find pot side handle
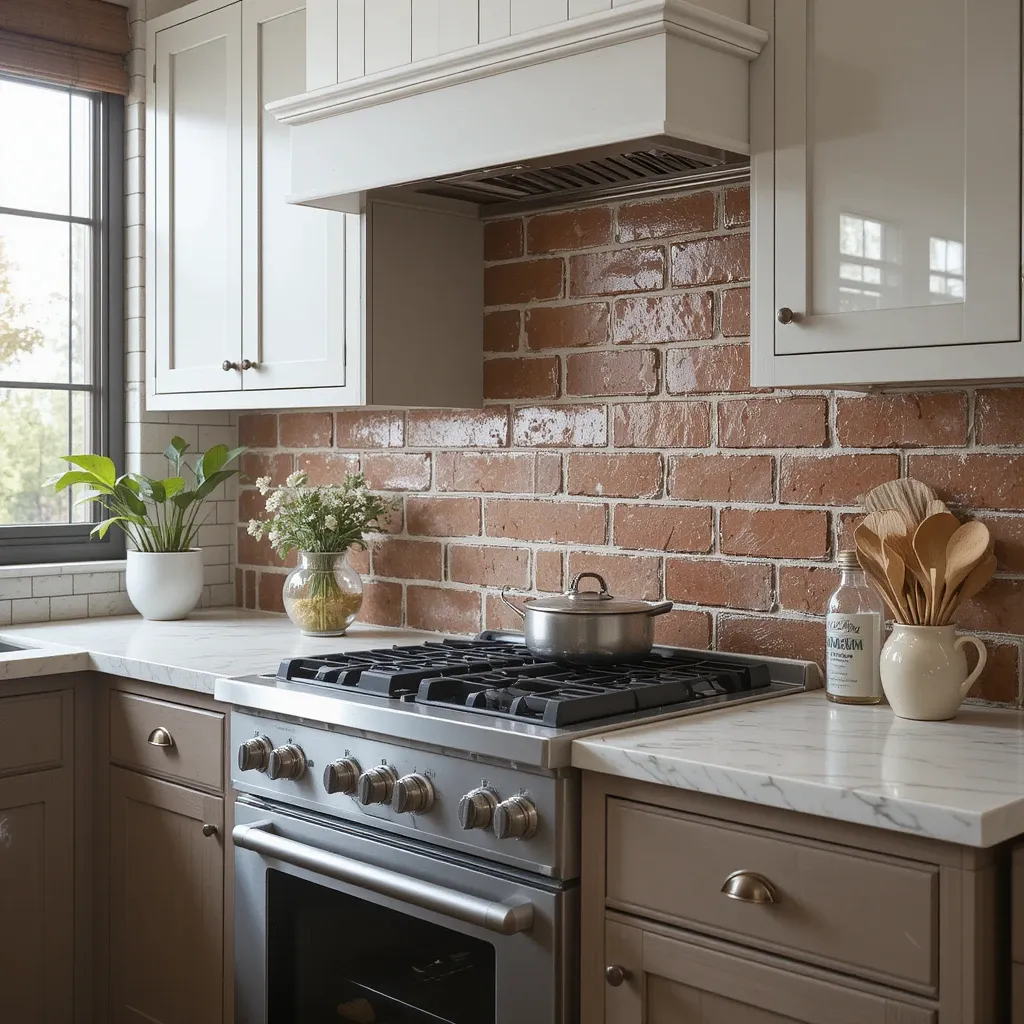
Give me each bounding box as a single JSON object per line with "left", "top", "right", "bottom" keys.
{"left": 648, "top": 601, "right": 674, "bottom": 617}
{"left": 500, "top": 587, "right": 526, "bottom": 621}
{"left": 955, "top": 634, "right": 987, "bottom": 697}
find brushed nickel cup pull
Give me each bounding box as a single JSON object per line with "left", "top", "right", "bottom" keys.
{"left": 240, "top": 358, "right": 257, "bottom": 370}
{"left": 605, "top": 965, "right": 629, "bottom": 987}
{"left": 147, "top": 727, "right": 175, "bottom": 748}
{"left": 201, "top": 823, "right": 218, "bottom": 838}
{"left": 721, "top": 869, "right": 778, "bottom": 905}
{"left": 222, "top": 360, "right": 239, "bottom": 371}
{"left": 777, "top": 307, "right": 795, "bottom": 324}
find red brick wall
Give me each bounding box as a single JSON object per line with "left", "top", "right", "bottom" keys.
{"left": 235, "top": 183, "right": 1024, "bottom": 704}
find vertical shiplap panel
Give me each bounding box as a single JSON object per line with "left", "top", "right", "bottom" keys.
{"left": 569, "top": 0, "right": 609, "bottom": 15}
{"left": 479, "top": 0, "right": 510, "bottom": 41}
{"left": 510, "top": 0, "right": 567, "bottom": 33}
{"left": 412, "top": 0, "right": 440, "bottom": 60}
{"left": 337, "top": 0, "right": 365, "bottom": 82}
{"left": 365, "top": 0, "right": 412, "bottom": 73}
{"left": 305, "top": 0, "right": 338, "bottom": 89}
{"left": 438, "top": 0, "right": 478, "bottom": 52}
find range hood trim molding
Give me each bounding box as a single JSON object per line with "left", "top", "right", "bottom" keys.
{"left": 270, "top": 0, "right": 768, "bottom": 128}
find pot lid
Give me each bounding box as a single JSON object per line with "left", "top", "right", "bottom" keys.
{"left": 524, "top": 572, "right": 659, "bottom": 615}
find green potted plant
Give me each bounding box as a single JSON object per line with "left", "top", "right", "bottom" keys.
{"left": 51, "top": 437, "right": 245, "bottom": 620}
{"left": 246, "top": 470, "right": 392, "bottom": 635}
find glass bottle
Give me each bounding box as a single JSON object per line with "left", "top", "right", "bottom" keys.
{"left": 825, "top": 550, "right": 885, "bottom": 705}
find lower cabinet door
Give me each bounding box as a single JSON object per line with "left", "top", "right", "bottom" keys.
{"left": 110, "top": 767, "right": 225, "bottom": 1024}
{"left": 604, "top": 918, "right": 936, "bottom": 1024}
{"left": 0, "top": 770, "right": 73, "bottom": 1022}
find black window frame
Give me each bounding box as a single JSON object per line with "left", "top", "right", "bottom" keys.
{"left": 0, "top": 77, "right": 125, "bottom": 566}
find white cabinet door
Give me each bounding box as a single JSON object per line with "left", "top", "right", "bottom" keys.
{"left": 751, "top": 0, "right": 1024, "bottom": 387}
{"left": 241, "top": 0, "right": 354, "bottom": 393}
{"left": 150, "top": 6, "right": 243, "bottom": 395}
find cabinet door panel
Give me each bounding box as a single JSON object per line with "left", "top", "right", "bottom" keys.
{"left": 0, "top": 771, "right": 73, "bottom": 1023}
{"left": 109, "top": 767, "right": 224, "bottom": 1024}
{"left": 771, "top": 0, "right": 1020, "bottom": 356}
{"left": 152, "top": 6, "right": 242, "bottom": 394}
{"left": 242, "top": 0, "right": 350, "bottom": 391}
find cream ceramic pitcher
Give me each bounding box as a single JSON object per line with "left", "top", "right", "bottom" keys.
{"left": 879, "top": 624, "right": 987, "bottom": 721}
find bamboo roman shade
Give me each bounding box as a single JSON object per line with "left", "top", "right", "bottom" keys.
{"left": 0, "top": 0, "right": 131, "bottom": 94}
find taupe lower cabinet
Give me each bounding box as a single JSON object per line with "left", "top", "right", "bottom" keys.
{"left": 582, "top": 774, "right": 1004, "bottom": 1024}
{"left": 109, "top": 768, "right": 225, "bottom": 1024}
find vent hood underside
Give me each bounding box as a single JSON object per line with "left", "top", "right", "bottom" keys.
{"left": 271, "top": 0, "right": 767, "bottom": 215}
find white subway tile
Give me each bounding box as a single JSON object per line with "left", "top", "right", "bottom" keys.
{"left": 32, "top": 575, "right": 73, "bottom": 597}
{"left": 0, "top": 578, "right": 32, "bottom": 600}
{"left": 49, "top": 595, "right": 90, "bottom": 620}
{"left": 208, "top": 583, "right": 236, "bottom": 607}
{"left": 88, "top": 592, "right": 135, "bottom": 617}
{"left": 73, "top": 572, "right": 121, "bottom": 595}
{"left": 0, "top": 600, "right": 10, "bottom": 625}
{"left": 11, "top": 598, "right": 50, "bottom": 624}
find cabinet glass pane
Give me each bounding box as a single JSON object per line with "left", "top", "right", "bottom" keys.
{"left": 809, "top": 0, "right": 966, "bottom": 315}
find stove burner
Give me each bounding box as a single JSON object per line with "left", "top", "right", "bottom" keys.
{"left": 276, "top": 640, "right": 772, "bottom": 728}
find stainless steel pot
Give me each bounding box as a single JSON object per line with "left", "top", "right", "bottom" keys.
{"left": 501, "top": 572, "right": 673, "bottom": 664}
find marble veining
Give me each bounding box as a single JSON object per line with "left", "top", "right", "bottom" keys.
{"left": 0, "top": 609, "right": 440, "bottom": 694}
{"left": 572, "top": 692, "right": 1024, "bottom": 848}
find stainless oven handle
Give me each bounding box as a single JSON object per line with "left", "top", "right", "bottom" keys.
{"left": 233, "top": 821, "right": 535, "bottom": 936}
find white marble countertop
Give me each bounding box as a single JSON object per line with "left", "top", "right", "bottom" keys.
{"left": 572, "top": 691, "right": 1024, "bottom": 848}
{"left": 0, "top": 609, "right": 441, "bottom": 693}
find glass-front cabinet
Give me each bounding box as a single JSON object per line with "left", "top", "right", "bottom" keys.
{"left": 750, "top": 0, "right": 1024, "bottom": 387}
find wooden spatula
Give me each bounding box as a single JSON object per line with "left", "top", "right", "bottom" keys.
{"left": 912, "top": 511, "right": 961, "bottom": 623}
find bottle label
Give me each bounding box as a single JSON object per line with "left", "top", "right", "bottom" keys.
{"left": 826, "top": 613, "right": 879, "bottom": 699}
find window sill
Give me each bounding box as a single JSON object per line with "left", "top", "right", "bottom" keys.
{"left": 0, "top": 559, "right": 127, "bottom": 580}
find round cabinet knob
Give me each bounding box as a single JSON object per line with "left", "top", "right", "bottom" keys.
{"left": 605, "top": 965, "right": 629, "bottom": 988}
{"left": 392, "top": 773, "right": 435, "bottom": 814}
{"left": 776, "top": 306, "right": 796, "bottom": 325}
{"left": 492, "top": 795, "right": 539, "bottom": 840}
{"left": 323, "top": 758, "right": 361, "bottom": 796}
{"left": 237, "top": 735, "right": 273, "bottom": 773}
{"left": 356, "top": 765, "right": 397, "bottom": 806}
{"left": 222, "top": 359, "right": 239, "bottom": 371}
{"left": 265, "top": 744, "right": 307, "bottom": 781}
{"left": 458, "top": 788, "right": 498, "bottom": 831}
{"left": 201, "top": 823, "right": 218, "bottom": 838}
{"left": 240, "top": 358, "right": 257, "bottom": 371}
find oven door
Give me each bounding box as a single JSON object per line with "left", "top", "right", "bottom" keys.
{"left": 233, "top": 798, "right": 577, "bottom": 1024}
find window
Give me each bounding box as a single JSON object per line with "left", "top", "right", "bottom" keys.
{"left": 0, "top": 74, "right": 123, "bottom": 565}
{"left": 929, "top": 236, "right": 965, "bottom": 301}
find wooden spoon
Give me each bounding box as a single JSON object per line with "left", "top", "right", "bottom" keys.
{"left": 912, "top": 511, "right": 961, "bottom": 624}
{"left": 854, "top": 551, "right": 905, "bottom": 621}
{"left": 939, "top": 554, "right": 997, "bottom": 625}
{"left": 880, "top": 543, "right": 914, "bottom": 623}
{"left": 936, "top": 522, "right": 992, "bottom": 622}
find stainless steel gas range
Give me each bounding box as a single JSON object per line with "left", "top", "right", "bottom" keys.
{"left": 214, "top": 632, "right": 818, "bottom": 1024}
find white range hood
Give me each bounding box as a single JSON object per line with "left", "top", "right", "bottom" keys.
{"left": 270, "top": 0, "right": 768, "bottom": 215}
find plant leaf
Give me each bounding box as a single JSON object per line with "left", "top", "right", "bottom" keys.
{"left": 114, "top": 483, "right": 147, "bottom": 517}
{"left": 116, "top": 474, "right": 140, "bottom": 494}
{"left": 49, "top": 470, "right": 109, "bottom": 493}
{"left": 161, "top": 476, "right": 186, "bottom": 499}
{"left": 193, "top": 468, "right": 236, "bottom": 502}
{"left": 61, "top": 454, "right": 116, "bottom": 487}
{"left": 197, "top": 444, "right": 230, "bottom": 483}
{"left": 171, "top": 491, "right": 196, "bottom": 511}
{"left": 91, "top": 516, "right": 129, "bottom": 539}
{"left": 135, "top": 476, "right": 167, "bottom": 503}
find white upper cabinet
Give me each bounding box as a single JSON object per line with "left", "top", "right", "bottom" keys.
{"left": 147, "top": 0, "right": 482, "bottom": 411}
{"left": 150, "top": 5, "right": 242, "bottom": 396}
{"left": 750, "top": 0, "right": 1024, "bottom": 387}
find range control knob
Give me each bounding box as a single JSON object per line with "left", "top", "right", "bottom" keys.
{"left": 265, "top": 744, "right": 307, "bottom": 781}
{"left": 458, "top": 788, "right": 498, "bottom": 831}
{"left": 237, "top": 735, "right": 273, "bottom": 773}
{"left": 392, "top": 773, "right": 435, "bottom": 814}
{"left": 356, "top": 764, "right": 398, "bottom": 806}
{"left": 323, "top": 757, "right": 361, "bottom": 796}
{"left": 493, "top": 795, "right": 539, "bottom": 840}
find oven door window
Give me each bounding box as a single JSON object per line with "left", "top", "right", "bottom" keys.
{"left": 268, "top": 870, "right": 497, "bottom": 1024}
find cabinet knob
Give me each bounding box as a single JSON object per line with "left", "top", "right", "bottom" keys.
{"left": 605, "top": 965, "right": 629, "bottom": 987}
{"left": 201, "top": 823, "right": 218, "bottom": 838}
{"left": 240, "top": 358, "right": 257, "bottom": 371}
{"left": 721, "top": 869, "right": 778, "bottom": 905}
{"left": 222, "top": 360, "right": 239, "bottom": 371}
{"left": 147, "top": 727, "right": 174, "bottom": 748}
{"left": 776, "top": 307, "right": 796, "bottom": 325}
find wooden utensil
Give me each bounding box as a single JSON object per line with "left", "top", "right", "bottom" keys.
{"left": 861, "top": 478, "right": 939, "bottom": 527}
{"left": 939, "top": 554, "right": 997, "bottom": 625}
{"left": 911, "top": 511, "right": 961, "bottom": 623}
{"left": 852, "top": 545, "right": 905, "bottom": 621}
{"left": 880, "top": 543, "right": 914, "bottom": 624}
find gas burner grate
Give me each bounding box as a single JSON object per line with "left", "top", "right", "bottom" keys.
{"left": 414, "top": 653, "right": 772, "bottom": 727}
{"left": 276, "top": 639, "right": 543, "bottom": 699}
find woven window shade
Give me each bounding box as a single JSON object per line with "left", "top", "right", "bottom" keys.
{"left": 0, "top": 0, "right": 131, "bottom": 94}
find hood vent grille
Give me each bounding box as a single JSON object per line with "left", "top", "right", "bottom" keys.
{"left": 412, "top": 144, "right": 748, "bottom": 214}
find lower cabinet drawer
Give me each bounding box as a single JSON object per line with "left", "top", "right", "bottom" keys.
{"left": 109, "top": 690, "right": 224, "bottom": 791}
{"left": 0, "top": 690, "right": 67, "bottom": 776}
{"left": 605, "top": 799, "right": 937, "bottom": 990}
{"left": 606, "top": 917, "right": 936, "bottom": 1024}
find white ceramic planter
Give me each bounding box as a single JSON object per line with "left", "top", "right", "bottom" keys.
{"left": 125, "top": 549, "right": 204, "bottom": 621}
{"left": 879, "top": 624, "right": 987, "bottom": 721}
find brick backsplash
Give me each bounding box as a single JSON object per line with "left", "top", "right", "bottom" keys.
{"left": 234, "top": 183, "right": 1024, "bottom": 706}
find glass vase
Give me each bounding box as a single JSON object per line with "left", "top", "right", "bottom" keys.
{"left": 282, "top": 551, "right": 363, "bottom": 637}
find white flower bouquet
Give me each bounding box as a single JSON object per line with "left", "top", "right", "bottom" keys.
{"left": 247, "top": 471, "right": 393, "bottom": 635}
